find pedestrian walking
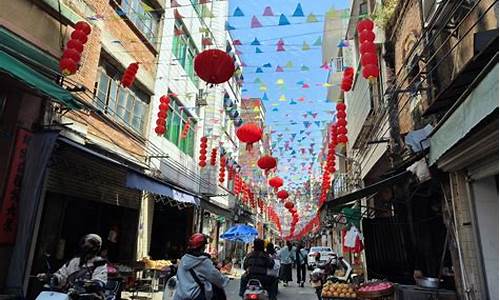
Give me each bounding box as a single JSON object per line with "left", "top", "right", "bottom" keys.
{"left": 266, "top": 242, "right": 280, "bottom": 300}
{"left": 278, "top": 241, "right": 295, "bottom": 286}
{"left": 295, "top": 243, "right": 308, "bottom": 287}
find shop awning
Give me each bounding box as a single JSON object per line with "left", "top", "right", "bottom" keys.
{"left": 322, "top": 170, "right": 412, "bottom": 211}
{"left": 429, "top": 60, "right": 498, "bottom": 165}
{"left": 125, "top": 171, "right": 199, "bottom": 205}
{"left": 0, "top": 50, "right": 81, "bottom": 109}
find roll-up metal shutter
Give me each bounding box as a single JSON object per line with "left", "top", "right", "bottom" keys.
{"left": 45, "top": 143, "right": 142, "bottom": 210}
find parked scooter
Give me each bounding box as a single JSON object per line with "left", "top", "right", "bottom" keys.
{"left": 243, "top": 279, "right": 269, "bottom": 300}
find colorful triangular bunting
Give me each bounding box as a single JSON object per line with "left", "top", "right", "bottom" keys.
{"left": 256, "top": 47, "right": 263, "bottom": 53}
{"left": 251, "top": 16, "right": 262, "bottom": 28}
{"left": 313, "top": 36, "right": 322, "bottom": 46}
{"left": 233, "top": 7, "right": 244, "bottom": 17}
{"left": 292, "top": 3, "right": 305, "bottom": 17}
{"left": 306, "top": 13, "right": 318, "bottom": 23}
{"left": 302, "top": 41, "right": 311, "bottom": 51}
{"left": 251, "top": 38, "right": 261, "bottom": 45}
{"left": 263, "top": 6, "right": 274, "bottom": 16}
{"left": 278, "top": 14, "right": 290, "bottom": 25}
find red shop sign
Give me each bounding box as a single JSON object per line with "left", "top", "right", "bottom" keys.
{"left": 0, "top": 128, "right": 31, "bottom": 244}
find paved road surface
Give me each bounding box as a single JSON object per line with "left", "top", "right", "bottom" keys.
{"left": 225, "top": 279, "right": 318, "bottom": 300}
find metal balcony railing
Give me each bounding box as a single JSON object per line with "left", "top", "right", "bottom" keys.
{"left": 332, "top": 172, "right": 363, "bottom": 199}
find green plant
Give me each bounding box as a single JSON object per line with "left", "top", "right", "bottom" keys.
{"left": 371, "top": 0, "right": 399, "bottom": 28}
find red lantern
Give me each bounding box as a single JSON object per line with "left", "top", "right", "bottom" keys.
{"left": 62, "top": 48, "right": 81, "bottom": 62}
{"left": 59, "top": 58, "right": 78, "bottom": 76}
{"left": 236, "top": 123, "right": 263, "bottom": 151}
{"left": 268, "top": 176, "right": 283, "bottom": 191}
{"left": 66, "top": 39, "right": 84, "bottom": 53}
{"left": 343, "top": 67, "right": 354, "bottom": 77}
{"left": 181, "top": 120, "right": 191, "bottom": 139}
{"left": 194, "top": 49, "right": 235, "bottom": 84}
{"left": 359, "top": 30, "right": 375, "bottom": 43}
{"left": 277, "top": 190, "right": 289, "bottom": 201}
{"left": 121, "top": 63, "right": 139, "bottom": 87}
{"left": 361, "top": 52, "right": 378, "bottom": 67}
{"left": 337, "top": 118, "right": 347, "bottom": 126}
{"left": 337, "top": 110, "right": 346, "bottom": 119}
{"left": 71, "top": 30, "right": 88, "bottom": 44}
{"left": 336, "top": 102, "right": 346, "bottom": 111}
{"left": 360, "top": 41, "right": 376, "bottom": 55}
{"left": 284, "top": 201, "right": 294, "bottom": 209}
{"left": 356, "top": 19, "right": 374, "bottom": 33}
{"left": 363, "top": 64, "right": 379, "bottom": 79}
{"left": 338, "top": 135, "right": 348, "bottom": 143}
{"left": 75, "top": 21, "right": 92, "bottom": 35}
{"left": 257, "top": 155, "right": 277, "bottom": 175}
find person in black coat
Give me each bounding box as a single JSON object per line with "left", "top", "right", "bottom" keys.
{"left": 239, "top": 239, "right": 275, "bottom": 298}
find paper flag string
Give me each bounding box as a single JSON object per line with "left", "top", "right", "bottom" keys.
{"left": 285, "top": 61, "right": 294, "bottom": 68}
{"left": 313, "top": 37, "right": 322, "bottom": 46}
{"left": 263, "top": 63, "right": 272, "bottom": 68}
{"left": 303, "top": 83, "right": 310, "bottom": 88}
{"left": 171, "top": 0, "right": 180, "bottom": 7}
{"left": 259, "top": 85, "right": 268, "bottom": 91}
{"left": 174, "top": 9, "right": 183, "bottom": 20}
{"left": 306, "top": 13, "right": 319, "bottom": 23}
{"left": 254, "top": 78, "right": 262, "bottom": 84}
{"left": 279, "top": 95, "right": 287, "bottom": 101}
{"left": 323, "top": 83, "right": 333, "bottom": 87}
{"left": 320, "top": 62, "right": 331, "bottom": 70}
{"left": 276, "top": 79, "right": 285, "bottom": 85}
{"left": 250, "top": 38, "right": 264, "bottom": 47}
{"left": 225, "top": 22, "right": 235, "bottom": 30}
{"left": 279, "top": 14, "right": 290, "bottom": 25}
{"left": 233, "top": 7, "right": 244, "bottom": 17}
{"left": 292, "top": 3, "right": 305, "bottom": 17}
{"left": 256, "top": 47, "right": 263, "bottom": 53}
{"left": 202, "top": 37, "right": 213, "bottom": 46}
{"left": 301, "top": 65, "right": 310, "bottom": 71}
{"left": 262, "top": 93, "right": 269, "bottom": 101}
{"left": 296, "top": 80, "right": 305, "bottom": 85}
{"left": 233, "top": 39, "right": 242, "bottom": 46}
{"left": 272, "top": 108, "right": 279, "bottom": 112}
{"left": 251, "top": 16, "right": 262, "bottom": 28}
{"left": 256, "top": 67, "right": 263, "bottom": 73}
{"left": 276, "top": 66, "right": 284, "bottom": 72}
{"left": 277, "top": 44, "right": 285, "bottom": 52}
{"left": 202, "top": 8, "right": 214, "bottom": 18}
{"left": 290, "top": 100, "right": 298, "bottom": 105}
{"left": 302, "top": 41, "right": 311, "bottom": 51}
{"left": 326, "top": 7, "right": 337, "bottom": 19}
{"left": 277, "top": 39, "right": 285, "bottom": 46}
{"left": 263, "top": 6, "right": 274, "bottom": 16}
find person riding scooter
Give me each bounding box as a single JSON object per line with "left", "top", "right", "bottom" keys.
{"left": 37, "top": 234, "right": 107, "bottom": 299}
{"left": 239, "top": 239, "right": 275, "bottom": 299}
{"left": 174, "top": 233, "right": 229, "bottom": 300}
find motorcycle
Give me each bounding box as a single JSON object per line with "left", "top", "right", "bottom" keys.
{"left": 243, "top": 279, "right": 269, "bottom": 300}
{"left": 35, "top": 254, "right": 118, "bottom": 300}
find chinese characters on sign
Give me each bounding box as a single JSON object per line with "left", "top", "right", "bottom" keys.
{"left": 0, "top": 128, "right": 31, "bottom": 244}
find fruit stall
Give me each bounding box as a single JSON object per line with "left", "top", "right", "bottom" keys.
{"left": 321, "top": 280, "right": 395, "bottom": 300}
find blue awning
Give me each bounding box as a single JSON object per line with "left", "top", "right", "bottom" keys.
{"left": 126, "top": 171, "right": 199, "bottom": 205}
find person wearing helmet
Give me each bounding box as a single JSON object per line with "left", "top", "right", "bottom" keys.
{"left": 37, "top": 234, "right": 107, "bottom": 292}
{"left": 174, "top": 233, "right": 229, "bottom": 300}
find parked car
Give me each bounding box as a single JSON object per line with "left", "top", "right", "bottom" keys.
{"left": 307, "top": 246, "right": 336, "bottom": 270}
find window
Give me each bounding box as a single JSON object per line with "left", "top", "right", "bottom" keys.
{"left": 164, "top": 95, "right": 196, "bottom": 157}
{"left": 359, "top": 2, "right": 368, "bottom": 15}
{"left": 118, "top": 0, "right": 160, "bottom": 44}
{"left": 95, "top": 63, "right": 150, "bottom": 134}
{"left": 172, "top": 20, "right": 199, "bottom": 86}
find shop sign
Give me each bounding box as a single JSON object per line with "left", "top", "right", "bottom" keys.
{"left": 0, "top": 128, "right": 31, "bottom": 244}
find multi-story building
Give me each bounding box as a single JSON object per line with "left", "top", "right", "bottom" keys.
{"left": 0, "top": 0, "right": 245, "bottom": 297}
{"left": 320, "top": 0, "right": 498, "bottom": 296}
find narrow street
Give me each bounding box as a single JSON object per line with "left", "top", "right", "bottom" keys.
{"left": 225, "top": 279, "right": 318, "bottom": 300}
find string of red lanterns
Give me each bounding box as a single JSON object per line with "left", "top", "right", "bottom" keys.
{"left": 198, "top": 136, "right": 208, "bottom": 168}
{"left": 59, "top": 21, "right": 92, "bottom": 76}
{"left": 236, "top": 123, "right": 263, "bottom": 151}
{"left": 340, "top": 67, "right": 355, "bottom": 92}
{"left": 357, "top": 19, "right": 379, "bottom": 80}
{"left": 336, "top": 102, "right": 349, "bottom": 145}
{"left": 218, "top": 155, "right": 226, "bottom": 183}
{"left": 121, "top": 62, "right": 139, "bottom": 88}
{"left": 155, "top": 95, "right": 170, "bottom": 135}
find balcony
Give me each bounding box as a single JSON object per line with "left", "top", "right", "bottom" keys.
{"left": 332, "top": 172, "right": 363, "bottom": 199}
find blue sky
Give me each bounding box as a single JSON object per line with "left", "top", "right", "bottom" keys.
{"left": 229, "top": 0, "right": 350, "bottom": 190}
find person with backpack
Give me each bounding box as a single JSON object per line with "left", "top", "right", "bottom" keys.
{"left": 239, "top": 239, "right": 275, "bottom": 298}
{"left": 174, "top": 233, "right": 229, "bottom": 300}
{"left": 295, "top": 243, "right": 308, "bottom": 287}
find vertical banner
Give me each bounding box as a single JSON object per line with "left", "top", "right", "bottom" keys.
{"left": 0, "top": 128, "right": 31, "bottom": 244}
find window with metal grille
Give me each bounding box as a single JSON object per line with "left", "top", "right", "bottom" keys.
{"left": 164, "top": 94, "right": 196, "bottom": 157}
{"left": 117, "top": 0, "right": 160, "bottom": 45}
{"left": 172, "top": 20, "right": 200, "bottom": 86}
